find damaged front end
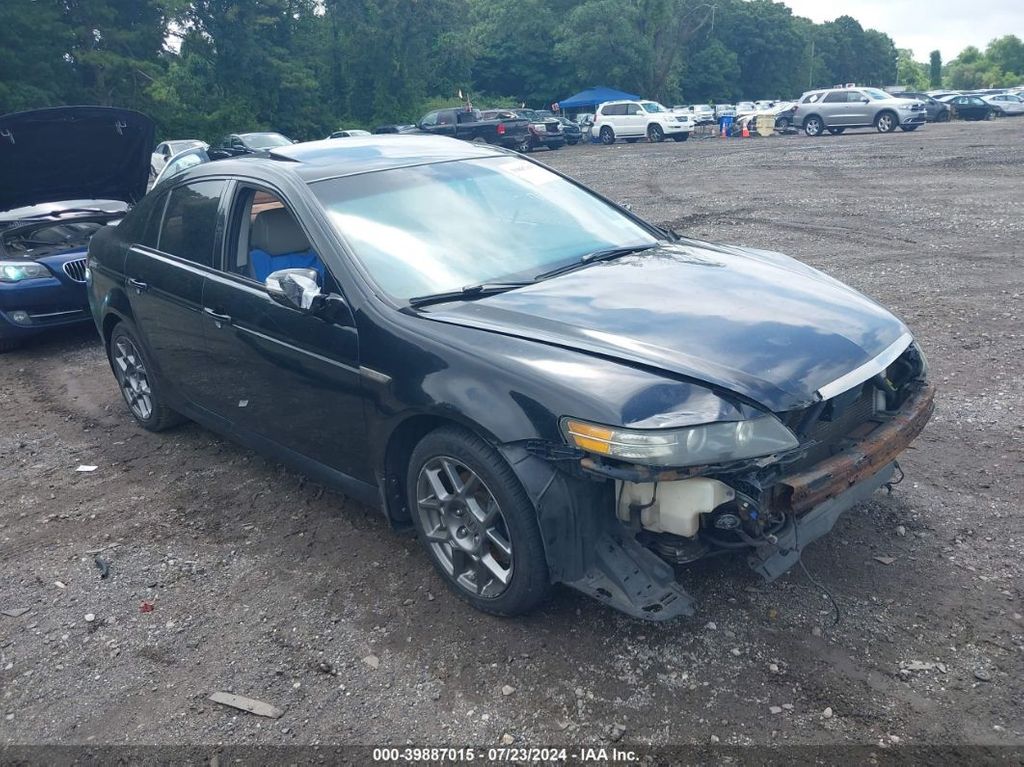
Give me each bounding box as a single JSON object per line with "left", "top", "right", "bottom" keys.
{"left": 519, "top": 341, "right": 934, "bottom": 621}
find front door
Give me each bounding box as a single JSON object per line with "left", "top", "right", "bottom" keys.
{"left": 199, "top": 185, "right": 370, "bottom": 480}
{"left": 124, "top": 179, "right": 228, "bottom": 407}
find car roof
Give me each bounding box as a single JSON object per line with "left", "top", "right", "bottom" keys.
{"left": 177, "top": 135, "right": 508, "bottom": 185}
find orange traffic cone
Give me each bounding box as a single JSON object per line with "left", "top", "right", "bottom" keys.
{"left": 741, "top": 124, "right": 750, "bottom": 138}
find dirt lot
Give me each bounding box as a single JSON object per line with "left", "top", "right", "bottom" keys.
{"left": 2, "top": 119, "right": 1022, "bottom": 751}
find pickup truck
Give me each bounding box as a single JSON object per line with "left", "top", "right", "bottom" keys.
{"left": 415, "top": 108, "right": 530, "bottom": 150}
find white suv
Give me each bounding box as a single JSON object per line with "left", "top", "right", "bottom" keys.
{"left": 592, "top": 100, "right": 694, "bottom": 144}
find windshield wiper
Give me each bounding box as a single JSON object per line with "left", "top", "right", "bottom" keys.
{"left": 408, "top": 281, "right": 535, "bottom": 308}
{"left": 15, "top": 207, "right": 122, "bottom": 221}
{"left": 535, "top": 243, "right": 658, "bottom": 281}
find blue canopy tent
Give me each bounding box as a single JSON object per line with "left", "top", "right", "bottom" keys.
{"left": 557, "top": 86, "right": 641, "bottom": 112}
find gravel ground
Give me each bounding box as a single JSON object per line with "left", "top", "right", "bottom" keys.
{"left": 1, "top": 119, "right": 1022, "bottom": 750}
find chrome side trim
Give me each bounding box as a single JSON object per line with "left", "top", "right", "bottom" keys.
{"left": 359, "top": 366, "right": 391, "bottom": 385}
{"left": 815, "top": 332, "right": 913, "bottom": 401}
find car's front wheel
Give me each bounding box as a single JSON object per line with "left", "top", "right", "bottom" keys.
{"left": 803, "top": 116, "right": 824, "bottom": 136}
{"left": 407, "top": 426, "right": 550, "bottom": 616}
{"left": 647, "top": 124, "right": 665, "bottom": 142}
{"left": 875, "top": 111, "right": 898, "bottom": 133}
{"left": 600, "top": 126, "right": 615, "bottom": 145}
{"left": 108, "top": 323, "right": 184, "bottom": 432}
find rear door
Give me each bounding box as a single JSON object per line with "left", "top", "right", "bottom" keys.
{"left": 820, "top": 90, "right": 849, "bottom": 125}
{"left": 624, "top": 103, "right": 644, "bottom": 135}
{"left": 199, "top": 183, "right": 369, "bottom": 479}
{"left": 123, "top": 179, "right": 228, "bottom": 409}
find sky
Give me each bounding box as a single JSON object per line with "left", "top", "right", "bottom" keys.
{"left": 780, "top": 0, "right": 1023, "bottom": 61}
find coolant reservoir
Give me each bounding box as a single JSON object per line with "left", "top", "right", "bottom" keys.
{"left": 616, "top": 478, "right": 735, "bottom": 538}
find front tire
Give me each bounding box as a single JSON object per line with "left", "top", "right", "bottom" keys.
{"left": 600, "top": 126, "right": 615, "bottom": 145}
{"left": 648, "top": 124, "right": 665, "bottom": 143}
{"left": 407, "top": 426, "right": 551, "bottom": 617}
{"left": 803, "top": 116, "right": 824, "bottom": 136}
{"left": 875, "top": 111, "right": 898, "bottom": 133}
{"left": 108, "top": 323, "right": 184, "bottom": 432}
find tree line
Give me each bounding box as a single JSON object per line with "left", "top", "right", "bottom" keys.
{"left": 1, "top": 0, "right": 1021, "bottom": 142}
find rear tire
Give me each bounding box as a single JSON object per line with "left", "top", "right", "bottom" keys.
{"left": 600, "top": 126, "right": 615, "bottom": 145}
{"left": 108, "top": 323, "right": 185, "bottom": 432}
{"left": 875, "top": 111, "right": 898, "bottom": 133}
{"left": 407, "top": 426, "right": 551, "bottom": 617}
{"left": 803, "top": 116, "right": 824, "bottom": 137}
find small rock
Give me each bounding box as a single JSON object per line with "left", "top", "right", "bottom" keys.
{"left": 896, "top": 525, "right": 907, "bottom": 537}
{"left": 782, "top": 703, "right": 794, "bottom": 710}
{"left": 769, "top": 706, "right": 783, "bottom": 714}
{"left": 607, "top": 723, "right": 627, "bottom": 742}
{"left": 427, "top": 593, "right": 435, "bottom": 602}
{"left": 769, "top": 663, "right": 780, "bottom": 673}
{"left": 823, "top": 707, "right": 833, "bottom": 719}
{"left": 501, "top": 685, "right": 515, "bottom": 696}
{"left": 811, "top": 626, "right": 822, "bottom": 637}
{"left": 501, "top": 733, "right": 514, "bottom": 745}
{"left": 316, "top": 661, "right": 333, "bottom": 675}
{"left": 84, "top": 613, "right": 95, "bottom": 623}
{"left": 873, "top": 556, "right": 896, "bottom": 566}
{"left": 575, "top": 687, "right": 585, "bottom": 698}
{"left": 557, "top": 721, "right": 570, "bottom": 731}
{"left": 730, "top": 648, "right": 741, "bottom": 657}
{"left": 974, "top": 669, "right": 992, "bottom": 682}
{"left": 705, "top": 621, "right": 717, "bottom": 631}
{"left": 402, "top": 598, "right": 414, "bottom": 606}
{"left": 54, "top": 581, "right": 66, "bottom": 589}
{"left": 363, "top": 655, "right": 380, "bottom": 670}
{"left": 710, "top": 735, "right": 720, "bottom": 744}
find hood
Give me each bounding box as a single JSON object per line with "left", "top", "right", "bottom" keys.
{"left": 0, "top": 106, "right": 155, "bottom": 212}
{"left": 422, "top": 242, "right": 910, "bottom": 412}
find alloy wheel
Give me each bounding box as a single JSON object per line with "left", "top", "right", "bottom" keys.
{"left": 113, "top": 336, "right": 153, "bottom": 421}
{"left": 877, "top": 113, "right": 895, "bottom": 132}
{"left": 648, "top": 124, "right": 664, "bottom": 142}
{"left": 415, "top": 456, "right": 513, "bottom": 598}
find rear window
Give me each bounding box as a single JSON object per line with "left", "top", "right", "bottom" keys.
{"left": 158, "top": 180, "right": 226, "bottom": 267}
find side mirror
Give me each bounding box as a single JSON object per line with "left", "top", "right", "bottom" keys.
{"left": 266, "top": 268, "right": 323, "bottom": 311}
{"left": 860, "top": 98, "right": 869, "bottom": 103}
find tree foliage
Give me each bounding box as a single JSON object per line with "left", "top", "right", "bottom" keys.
{"left": 1, "top": 0, "right": 1013, "bottom": 140}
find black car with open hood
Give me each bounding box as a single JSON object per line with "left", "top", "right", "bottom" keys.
{"left": 0, "top": 106, "right": 154, "bottom": 351}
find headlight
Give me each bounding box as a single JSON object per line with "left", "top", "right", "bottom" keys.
{"left": 562, "top": 416, "right": 799, "bottom": 467}
{"left": 0, "top": 261, "right": 52, "bottom": 282}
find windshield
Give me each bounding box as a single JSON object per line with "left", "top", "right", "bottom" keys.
{"left": 641, "top": 102, "right": 666, "bottom": 113}
{"left": 862, "top": 88, "right": 891, "bottom": 101}
{"left": 240, "top": 132, "right": 292, "bottom": 149}
{"left": 311, "top": 157, "right": 657, "bottom": 301}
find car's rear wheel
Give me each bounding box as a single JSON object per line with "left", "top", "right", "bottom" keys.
{"left": 827, "top": 127, "right": 845, "bottom": 135}
{"left": 600, "top": 126, "right": 615, "bottom": 145}
{"left": 647, "top": 124, "right": 665, "bottom": 142}
{"left": 803, "top": 116, "right": 824, "bottom": 136}
{"left": 875, "top": 111, "right": 898, "bottom": 133}
{"left": 407, "top": 426, "right": 550, "bottom": 617}
{"left": 108, "top": 323, "right": 184, "bottom": 432}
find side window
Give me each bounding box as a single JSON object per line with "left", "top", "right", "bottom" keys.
{"left": 226, "top": 187, "right": 330, "bottom": 289}
{"left": 139, "top": 191, "right": 168, "bottom": 249}
{"left": 822, "top": 91, "right": 845, "bottom": 103}
{"left": 421, "top": 111, "right": 438, "bottom": 127}
{"left": 626, "top": 103, "right": 642, "bottom": 115}
{"left": 803, "top": 93, "right": 821, "bottom": 104}
{"left": 158, "top": 180, "right": 227, "bottom": 268}
{"left": 608, "top": 104, "right": 627, "bottom": 116}
{"left": 437, "top": 110, "right": 455, "bottom": 125}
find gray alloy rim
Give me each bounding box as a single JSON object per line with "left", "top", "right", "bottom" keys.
{"left": 113, "top": 336, "right": 153, "bottom": 421}
{"left": 807, "top": 118, "right": 821, "bottom": 135}
{"left": 649, "top": 125, "right": 663, "bottom": 142}
{"left": 415, "top": 456, "right": 513, "bottom": 598}
{"left": 878, "top": 114, "right": 894, "bottom": 132}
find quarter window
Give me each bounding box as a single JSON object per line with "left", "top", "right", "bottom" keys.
{"left": 158, "top": 180, "right": 227, "bottom": 268}
{"left": 626, "top": 103, "right": 642, "bottom": 115}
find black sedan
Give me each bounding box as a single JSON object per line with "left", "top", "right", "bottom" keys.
{"left": 87, "top": 136, "right": 933, "bottom": 621}
{"left": 207, "top": 131, "right": 293, "bottom": 159}
{"left": 947, "top": 96, "right": 994, "bottom": 121}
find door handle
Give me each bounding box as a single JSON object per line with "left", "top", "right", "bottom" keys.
{"left": 127, "top": 278, "right": 148, "bottom": 293}
{"left": 203, "top": 307, "right": 232, "bottom": 325}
